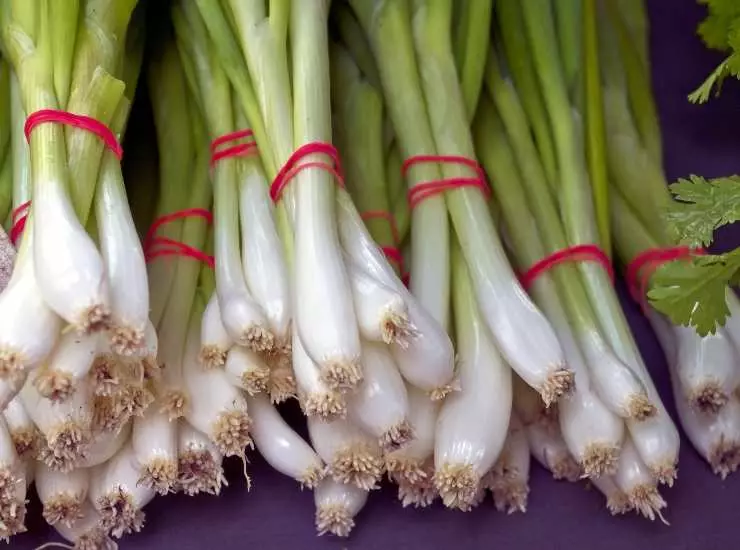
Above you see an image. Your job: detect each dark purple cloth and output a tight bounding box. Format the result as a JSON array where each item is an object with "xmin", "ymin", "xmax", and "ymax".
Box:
[{"xmin": 15, "ymin": 2, "xmax": 740, "ymax": 549}]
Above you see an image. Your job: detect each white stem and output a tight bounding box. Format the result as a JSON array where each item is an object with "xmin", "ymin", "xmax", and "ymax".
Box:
[
  {"xmin": 291, "ymin": 1, "xmax": 362, "ymax": 387},
  {"xmin": 488, "ymin": 412, "xmax": 530, "ymax": 514},
  {"xmin": 0, "ymin": 372, "xmax": 26, "ymax": 413},
  {"xmin": 386, "ymin": 383, "xmax": 440, "ymax": 467},
  {"xmin": 2, "ymin": 395, "xmax": 39, "ymax": 460},
  {"xmin": 313, "ymin": 478, "xmax": 368, "ymax": 538},
  {"xmin": 335, "ymin": 192, "xmax": 455, "ymax": 394},
  {"xmin": 0, "ymin": 416, "xmax": 26, "ymax": 540},
  {"xmin": 0, "ymin": 225, "xmax": 62, "ymax": 379},
  {"xmin": 33, "ymin": 164, "xmax": 111, "ymax": 332},
  {"xmin": 89, "ymin": 442, "xmax": 155, "ymax": 538},
  {"xmin": 293, "ymin": 325, "xmax": 346, "ymax": 419},
  {"xmin": 613, "ymin": 438, "xmax": 667, "ymax": 522},
  {"xmin": 21, "ymin": 373, "xmax": 92, "ymax": 471},
  {"xmin": 238, "ymin": 163, "xmax": 291, "ymax": 344},
  {"xmin": 591, "ymin": 474, "xmax": 631, "ymax": 515},
  {"xmin": 525, "ymin": 421, "xmax": 580, "ymax": 482},
  {"xmin": 177, "ymin": 420, "xmax": 226, "ymax": 496},
  {"xmin": 35, "ymin": 330, "xmax": 100, "ymax": 401},
  {"xmin": 96, "ymin": 154, "xmax": 148, "ymax": 356},
  {"xmin": 347, "ymin": 263, "xmax": 413, "ymax": 346},
  {"xmin": 307, "ymin": 414, "xmax": 384, "ymax": 490},
  {"xmin": 76, "ymin": 421, "xmax": 131, "ymax": 469},
  {"xmin": 200, "ymin": 290, "xmax": 233, "ymax": 369},
  {"xmin": 183, "ymin": 314, "xmax": 252, "ymax": 458},
  {"xmin": 35, "ymin": 461, "xmax": 88, "ymax": 527},
  {"xmin": 224, "ymin": 345, "xmax": 271, "ymax": 396},
  {"xmin": 673, "ymin": 325, "xmax": 738, "ymax": 414},
  {"xmin": 348, "ymin": 340, "xmax": 411, "ymax": 451},
  {"xmin": 53, "ymin": 502, "xmax": 113, "ymax": 549},
  {"xmin": 246, "ymin": 393, "xmax": 325, "ymax": 487},
  {"xmin": 133, "ymin": 405, "xmax": 178, "ymax": 495}
]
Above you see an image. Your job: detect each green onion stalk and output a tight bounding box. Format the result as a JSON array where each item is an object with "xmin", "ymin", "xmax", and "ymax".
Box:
[
  {"xmin": 610, "ymin": 190, "xmax": 740, "ymax": 479},
  {"xmin": 330, "ymin": 42, "xmax": 401, "ymax": 276},
  {"xmin": 0, "ymin": 59, "xmax": 11, "ymax": 224},
  {"xmin": 0, "ymin": 0, "xmax": 133, "ymax": 387},
  {"xmin": 479, "ymin": 55, "xmax": 633, "ymax": 477},
  {"xmin": 176, "ymin": 1, "xmax": 289, "ymax": 362},
  {"xmin": 350, "ymin": 0, "xmax": 571, "ymax": 405},
  {"xmin": 518, "ymin": 0, "xmax": 679, "ymax": 484}
]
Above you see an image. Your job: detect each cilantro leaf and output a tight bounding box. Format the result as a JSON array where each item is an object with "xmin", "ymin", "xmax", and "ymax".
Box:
[
  {"xmin": 649, "ymin": 250, "xmax": 740, "ymax": 336},
  {"xmin": 665, "ymin": 174, "xmax": 740, "ymax": 247},
  {"xmin": 691, "ymin": 0, "xmax": 740, "ymax": 102}
]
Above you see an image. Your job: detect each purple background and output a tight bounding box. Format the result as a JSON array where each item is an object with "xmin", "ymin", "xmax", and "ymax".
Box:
[{"xmin": 16, "ymin": 2, "xmax": 740, "ymax": 549}]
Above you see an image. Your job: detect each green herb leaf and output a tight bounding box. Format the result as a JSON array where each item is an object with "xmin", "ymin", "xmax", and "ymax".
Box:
[
  {"xmin": 691, "ymin": 0, "xmax": 740, "ymax": 102},
  {"xmin": 649, "ymin": 250, "xmax": 740, "ymax": 336},
  {"xmin": 665, "ymin": 174, "xmax": 740, "ymax": 247}
]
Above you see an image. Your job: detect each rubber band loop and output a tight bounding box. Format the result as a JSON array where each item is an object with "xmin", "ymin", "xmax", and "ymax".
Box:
[
  {"xmin": 269, "ymin": 142, "xmax": 344, "ymax": 203},
  {"xmin": 210, "ymin": 129, "xmax": 258, "ymax": 167},
  {"xmin": 9, "ymin": 201, "xmax": 31, "ymax": 246},
  {"xmin": 144, "ymin": 209, "xmax": 214, "ymax": 268},
  {"xmin": 24, "ymin": 109, "xmax": 123, "ymax": 159},
  {"xmin": 520, "ymin": 245, "xmax": 614, "ymax": 290},
  {"xmin": 401, "ymin": 155, "xmax": 490, "ymax": 209},
  {"xmin": 626, "ymin": 246, "xmax": 706, "ymax": 306}
]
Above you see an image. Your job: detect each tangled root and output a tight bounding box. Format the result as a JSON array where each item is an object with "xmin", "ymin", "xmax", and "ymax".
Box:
[
  {"xmin": 627, "ymin": 393, "xmax": 657, "ymax": 421},
  {"xmin": 539, "ymin": 367, "xmax": 575, "ymax": 407},
  {"xmin": 177, "ymin": 449, "xmax": 228, "ymax": 496},
  {"xmin": 628, "ymin": 484, "xmax": 668, "ymax": 524},
  {"xmin": 708, "ymin": 436, "xmax": 740, "ymax": 479},
  {"xmin": 320, "ymin": 358, "xmax": 363, "ymax": 391},
  {"xmin": 42, "ymin": 493, "xmax": 84, "ymax": 527},
  {"xmin": 199, "ymin": 346, "xmax": 227, "ymax": 370},
  {"xmin": 41, "ymin": 422, "xmax": 90, "ymax": 472},
  {"xmin": 239, "ymin": 325, "xmax": 276, "ymax": 355},
  {"xmin": 329, "ymin": 444, "xmax": 384, "ymax": 491},
  {"xmin": 315, "ymin": 504, "xmax": 355, "ymax": 537},
  {"xmin": 109, "ymin": 325, "xmax": 145, "ymax": 357},
  {"xmin": 138, "ymin": 458, "xmax": 178, "ymax": 495},
  {"xmin": 299, "ymin": 390, "xmax": 347, "ymax": 421},
  {"xmin": 34, "ymin": 370, "xmax": 75, "ymax": 402},
  {"xmin": 689, "ymin": 383, "xmax": 729, "ymax": 415},
  {"xmin": 97, "ymin": 489, "xmax": 145, "ymax": 539},
  {"xmin": 379, "ymin": 420, "xmax": 414, "ymax": 453},
  {"xmin": 433, "ymin": 463, "xmax": 479, "ymax": 511},
  {"xmin": 581, "ymin": 443, "xmax": 620, "ymax": 478},
  {"xmin": 77, "ymin": 304, "xmax": 111, "ymax": 335},
  {"xmin": 213, "ymin": 411, "xmax": 253, "ymax": 457}
]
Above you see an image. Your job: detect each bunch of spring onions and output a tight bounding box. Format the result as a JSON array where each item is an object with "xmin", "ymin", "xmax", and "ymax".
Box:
[{"xmin": 0, "ymin": 0, "xmax": 736, "ymax": 546}]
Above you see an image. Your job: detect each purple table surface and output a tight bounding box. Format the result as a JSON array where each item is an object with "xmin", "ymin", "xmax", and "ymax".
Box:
[{"xmin": 15, "ymin": 2, "xmax": 740, "ymax": 549}]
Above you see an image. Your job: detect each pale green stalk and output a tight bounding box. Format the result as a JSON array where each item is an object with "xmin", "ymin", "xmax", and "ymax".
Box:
[
  {"xmin": 193, "ymin": 0, "xmax": 293, "ymax": 262},
  {"xmin": 521, "ymin": 0, "xmax": 644, "ymax": 370},
  {"xmin": 452, "ymin": 0, "xmax": 493, "ymax": 120},
  {"xmin": 386, "ymin": 146, "xmax": 410, "ymax": 244},
  {"xmin": 482, "ymin": 55, "xmax": 606, "ymax": 344},
  {"xmin": 553, "ymin": 0, "xmax": 583, "ymax": 101},
  {"xmin": 597, "ymin": 8, "xmax": 671, "ymax": 245},
  {"xmin": 605, "ymin": 0, "xmax": 661, "ymax": 164},
  {"xmin": 583, "ymin": 0, "xmax": 610, "ymax": 255},
  {"xmin": 350, "ymin": 0, "xmax": 450, "ymax": 329},
  {"xmin": 494, "ymin": 0, "xmax": 558, "ymax": 190},
  {"xmin": 147, "ymin": 42, "xmax": 194, "ymax": 327},
  {"xmin": 64, "ymin": 0, "xmax": 138, "ymax": 223},
  {"xmin": 49, "ymin": 0, "xmax": 78, "ymax": 107},
  {"xmin": 9, "ymin": 71, "xmax": 29, "ymax": 224},
  {"xmin": 332, "ymin": 3, "xmax": 382, "ymax": 89},
  {"xmin": 192, "ymin": 0, "xmax": 275, "ymax": 178},
  {"xmin": 613, "ymin": 0, "xmax": 650, "ymax": 72},
  {"xmin": 331, "ymin": 43, "xmax": 399, "ymax": 274}
]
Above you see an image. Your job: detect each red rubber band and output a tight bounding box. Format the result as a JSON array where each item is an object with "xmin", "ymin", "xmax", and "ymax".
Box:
[
  {"xmin": 520, "ymin": 245, "xmax": 614, "ymax": 290},
  {"xmin": 269, "ymin": 142, "xmax": 344, "ymax": 203},
  {"xmin": 24, "ymin": 109, "xmax": 123, "ymax": 159},
  {"xmin": 9, "ymin": 201, "xmax": 31, "ymax": 246},
  {"xmin": 626, "ymin": 246, "xmax": 706, "ymax": 306},
  {"xmin": 401, "ymin": 155, "xmax": 490, "ymax": 209},
  {"xmin": 210, "ymin": 129, "xmax": 258, "ymax": 167},
  {"xmin": 144, "ymin": 208, "xmax": 214, "ymax": 268}
]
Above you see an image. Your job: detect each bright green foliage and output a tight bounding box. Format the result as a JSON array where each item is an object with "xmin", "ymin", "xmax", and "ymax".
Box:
[
  {"xmin": 691, "ymin": 0, "xmax": 740, "ymax": 102},
  {"xmin": 650, "ymin": 250, "xmax": 740, "ymax": 335},
  {"xmin": 666, "ymin": 175, "xmax": 740, "ymax": 247}
]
